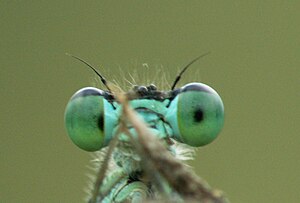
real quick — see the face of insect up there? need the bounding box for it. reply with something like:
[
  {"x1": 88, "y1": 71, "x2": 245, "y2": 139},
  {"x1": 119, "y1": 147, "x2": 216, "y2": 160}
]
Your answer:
[{"x1": 64, "y1": 83, "x2": 224, "y2": 151}]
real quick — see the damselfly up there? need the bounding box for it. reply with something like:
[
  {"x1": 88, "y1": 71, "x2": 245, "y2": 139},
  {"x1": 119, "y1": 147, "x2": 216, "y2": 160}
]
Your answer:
[{"x1": 65, "y1": 54, "x2": 227, "y2": 203}]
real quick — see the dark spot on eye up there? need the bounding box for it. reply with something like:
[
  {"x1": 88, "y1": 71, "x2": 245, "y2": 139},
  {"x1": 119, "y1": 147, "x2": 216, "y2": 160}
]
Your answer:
[
  {"x1": 194, "y1": 108, "x2": 204, "y2": 122},
  {"x1": 98, "y1": 114, "x2": 104, "y2": 131}
]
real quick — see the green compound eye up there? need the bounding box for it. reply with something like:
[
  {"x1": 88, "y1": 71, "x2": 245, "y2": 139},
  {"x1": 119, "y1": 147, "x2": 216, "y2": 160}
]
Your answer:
[
  {"x1": 167, "y1": 83, "x2": 224, "y2": 147},
  {"x1": 64, "y1": 87, "x2": 108, "y2": 151}
]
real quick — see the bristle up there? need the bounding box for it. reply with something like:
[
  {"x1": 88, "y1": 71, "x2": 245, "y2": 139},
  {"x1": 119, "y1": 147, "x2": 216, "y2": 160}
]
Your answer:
[
  {"x1": 85, "y1": 164, "x2": 98, "y2": 172},
  {"x1": 85, "y1": 173, "x2": 96, "y2": 181},
  {"x1": 172, "y1": 141, "x2": 195, "y2": 161},
  {"x1": 84, "y1": 148, "x2": 110, "y2": 202}
]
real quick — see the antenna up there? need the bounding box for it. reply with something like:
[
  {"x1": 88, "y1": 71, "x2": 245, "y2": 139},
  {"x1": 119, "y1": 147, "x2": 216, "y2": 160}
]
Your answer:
[
  {"x1": 170, "y1": 52, "x2": 211, "y2": 90},
  {"x1": 66, "y1": 53, "x2": 111, "y2": 92}
]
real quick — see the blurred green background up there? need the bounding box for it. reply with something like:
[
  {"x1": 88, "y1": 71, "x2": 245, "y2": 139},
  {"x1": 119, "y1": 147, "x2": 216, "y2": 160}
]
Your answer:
[{"x1": 0, "y1": 1, "x2": 299, "y2": 202}]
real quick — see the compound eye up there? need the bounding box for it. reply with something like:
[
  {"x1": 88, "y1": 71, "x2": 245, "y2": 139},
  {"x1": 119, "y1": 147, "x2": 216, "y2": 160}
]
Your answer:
[
  {"x1": 64, "y1": 87, "x2": 107, "y2": 151},
  {"x1": 169, "y1": 83, "x2": 224, "y2": 147}
]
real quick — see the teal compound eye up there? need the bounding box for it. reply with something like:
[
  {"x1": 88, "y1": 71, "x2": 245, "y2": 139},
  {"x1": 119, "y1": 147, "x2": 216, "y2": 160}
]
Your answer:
[
  {"x1": 167, "y1": 83, "x2": 224, "y2": 147},
  {"x1": 65, "y1": 87, "x2": 112, "y2": 151}
]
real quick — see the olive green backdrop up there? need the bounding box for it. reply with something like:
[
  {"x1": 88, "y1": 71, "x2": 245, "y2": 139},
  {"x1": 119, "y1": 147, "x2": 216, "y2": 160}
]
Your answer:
[{"x1": 0, "y1": 1, "x2": 299, "y2": 203}]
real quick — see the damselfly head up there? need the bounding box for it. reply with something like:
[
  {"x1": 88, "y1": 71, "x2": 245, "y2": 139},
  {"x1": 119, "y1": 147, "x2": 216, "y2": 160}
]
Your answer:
[{"x1": 65, "y1": 54, "x2": 224, "y2": 152}]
